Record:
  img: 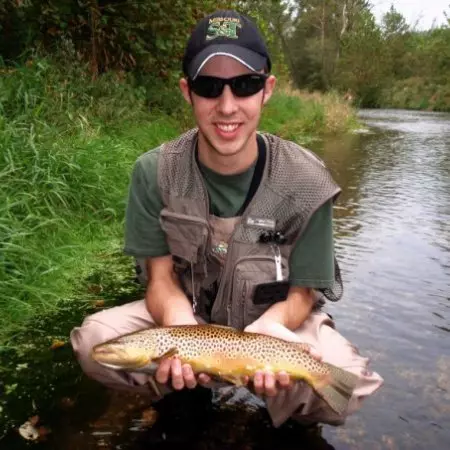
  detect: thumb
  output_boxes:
[297,342,322,361]
[198,373,212,386]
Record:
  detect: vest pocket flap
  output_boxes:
[159,209,209,262]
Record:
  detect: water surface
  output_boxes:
[312,109,450,449]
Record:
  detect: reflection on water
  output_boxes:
[308,109,450,449]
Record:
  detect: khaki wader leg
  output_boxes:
[265,311,384,428]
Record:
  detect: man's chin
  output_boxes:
[198,127,256,159]
[210,142,244,158]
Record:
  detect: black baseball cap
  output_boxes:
[182,10,271,80]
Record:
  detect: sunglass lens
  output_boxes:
[233,75,266,97]
[190,77,224,98]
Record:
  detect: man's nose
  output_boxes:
[216,85,238,115]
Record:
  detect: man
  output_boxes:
[70,10,383,428]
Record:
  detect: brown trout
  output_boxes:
[91,324,358,415]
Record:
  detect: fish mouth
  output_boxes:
[91,344,150,370]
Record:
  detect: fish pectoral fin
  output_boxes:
[220,374,247,387]
[152,347,178,363]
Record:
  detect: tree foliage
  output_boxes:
[0,1,289,76]
[283,1,450,109]
[1,0,449,110]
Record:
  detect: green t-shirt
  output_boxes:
[124,146,335,289]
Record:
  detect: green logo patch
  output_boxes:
[206,17,242,41]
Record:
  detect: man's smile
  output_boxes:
[215,123,240,132]
[214,122,242,139]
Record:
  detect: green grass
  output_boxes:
[0,58,180,341]
[261,93,325,141]
[0,57,358,438]
[260,87,359,144]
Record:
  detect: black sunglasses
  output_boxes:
[188,73,268,98]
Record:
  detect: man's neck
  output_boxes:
[197,133,258,175]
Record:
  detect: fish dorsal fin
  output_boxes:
[221,374,247,386]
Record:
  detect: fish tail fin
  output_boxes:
[312,364,359,416]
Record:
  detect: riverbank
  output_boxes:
[0,57,359,440]
[374,78,450,112]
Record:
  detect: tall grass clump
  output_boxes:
[260,86,359,144]
[0,57,180,343]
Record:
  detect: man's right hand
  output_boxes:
[154,312,212,390]
[145,255,212,390]
[155,355,211,390]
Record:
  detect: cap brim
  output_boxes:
[187,44,267,79]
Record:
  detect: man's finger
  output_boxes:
[253,370,265,395]
[170,357,184,390]
[276,371,291,389]
[198,373,212,386]
[264,371,277,397]
[155,357,172,384]
[182,364,197,389]
[308,346,322,361]
[299,343,322,361]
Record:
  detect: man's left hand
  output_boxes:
[244,319,322,397]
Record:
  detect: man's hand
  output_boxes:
[145,255,212,390]
[155,354,211,390]
[154,313,212,390]
[244,318,322,397]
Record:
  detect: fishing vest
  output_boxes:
[136,128,343,329]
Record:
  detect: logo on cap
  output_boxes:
[206,17,242,41]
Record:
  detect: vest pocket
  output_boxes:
[230,256,288,329]
[159,210,209,263]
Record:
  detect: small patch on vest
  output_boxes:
[246,217,276,230]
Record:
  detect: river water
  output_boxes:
[313,109,450,449]
[6,109,449,449]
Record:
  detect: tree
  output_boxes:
[287,0,371,91]
[333,8,387,106]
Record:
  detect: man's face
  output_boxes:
[180,56,276,161]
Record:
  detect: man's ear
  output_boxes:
[262,75,277,105]
[179,78,192,105]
